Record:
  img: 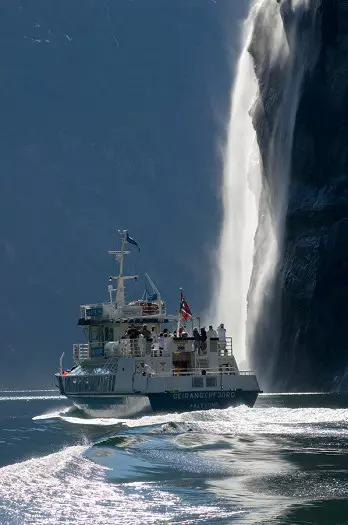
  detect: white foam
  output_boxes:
[0,395,65,402]
[33,406,72,420]
[0,445,237,524]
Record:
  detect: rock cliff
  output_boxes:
[250,0,348,391]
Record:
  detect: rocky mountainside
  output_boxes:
[250,0,348,391]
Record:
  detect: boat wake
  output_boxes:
[0,441,246,524]
[34,401,348,437]
[8,395,348,525]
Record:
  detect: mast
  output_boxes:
[119,229,126,277]
[177,288,182,335]
[108,230,138,307]
[115,230,126,306]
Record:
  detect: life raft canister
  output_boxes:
[137,301,159,314]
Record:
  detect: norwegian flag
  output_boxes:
[180,289,192,321]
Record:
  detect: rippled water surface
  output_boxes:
[1,392,348,524]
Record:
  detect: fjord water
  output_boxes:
[1,392,348,524]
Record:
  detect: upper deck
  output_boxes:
[78,300,169,323]
[64,230,244,377]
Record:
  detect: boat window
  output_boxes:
[64,374,116,393]
[206,376,217,388]
[105,327,114,341]
[192,377,204,388]
[89,326,102,342]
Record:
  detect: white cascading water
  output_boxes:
[212,2,262,365]
[214,0,319,364]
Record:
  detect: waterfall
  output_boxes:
[212,2,262,364]
[214,0,320,367]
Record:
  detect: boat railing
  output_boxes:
[118,338,174,358]
[118,338,147,357]
[148,337,234,357]
[170,367,237,376]
[73,338,156,361]
[217,338,233,356]
[137,366,255,377]
[73,343,90,361]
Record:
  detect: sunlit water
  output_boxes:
[1,392,348,524]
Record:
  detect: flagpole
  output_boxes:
[177,288,182,335]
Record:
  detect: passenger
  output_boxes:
[200,327,207,353]
[158,333,165,356]
[128,324,139,339]
[217,323,226,342]
[207,325,218,339]
[163,332,169,354]
[141,362,153,377]
[151,326,158,343]
[217,323,227,355]
[193,327,201,353]
[142,324,151,340]
[143,363,153,376]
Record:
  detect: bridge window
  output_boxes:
[105,327,114,341]
[89,326,103,342]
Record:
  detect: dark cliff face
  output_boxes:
[282,0,348,391]
[250,0,348,392]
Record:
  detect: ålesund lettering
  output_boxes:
[171,391,235,401]
[189,402,219,410]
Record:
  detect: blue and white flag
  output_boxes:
[126,232,140,251]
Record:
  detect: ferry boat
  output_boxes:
[55,230,261,417]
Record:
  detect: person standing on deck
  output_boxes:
[193,328,201,353]
[217,323,227,355]
[207,325,218,339]
[200,327,207,354]
[206,325,218,353]
[217,323,226,341]
[158,333,165,356]
[151,326,158,343]
[142,324,151,340]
